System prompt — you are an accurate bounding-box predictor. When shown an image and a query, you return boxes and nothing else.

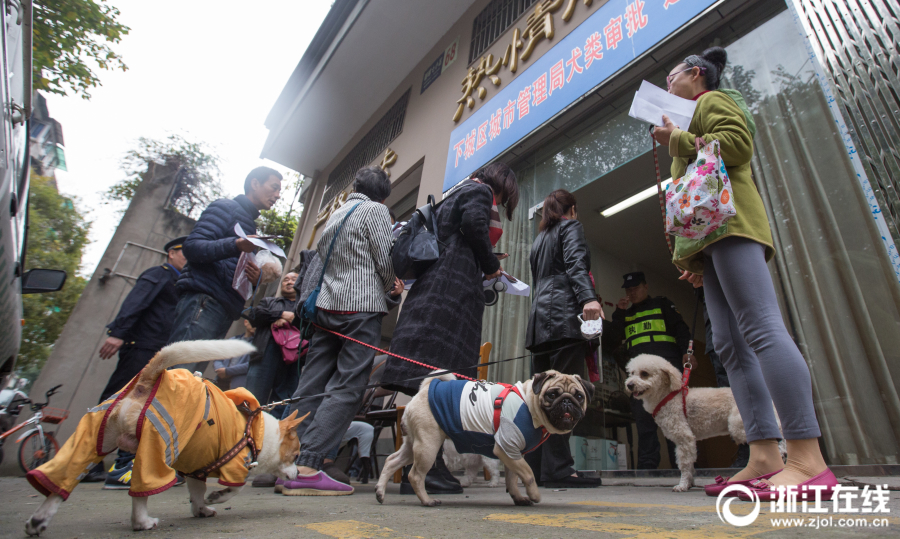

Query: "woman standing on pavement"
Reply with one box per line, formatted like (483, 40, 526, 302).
(653, 46, 833, 499)
(524, 189, 603, 489)
(382, 162, 518, 494)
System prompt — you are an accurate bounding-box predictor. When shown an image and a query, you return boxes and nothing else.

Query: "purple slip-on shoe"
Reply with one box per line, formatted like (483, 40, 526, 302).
(282, 472, 354, 496)
(274, 478, 285, 494)
(704, 470, 782, 497)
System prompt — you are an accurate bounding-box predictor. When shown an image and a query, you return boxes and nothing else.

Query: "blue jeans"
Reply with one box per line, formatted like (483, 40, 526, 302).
(168, 292, 234, 373)
(246, 336, 301, 418)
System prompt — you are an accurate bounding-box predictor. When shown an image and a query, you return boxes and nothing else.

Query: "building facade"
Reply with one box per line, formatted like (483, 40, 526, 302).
(264, 0, 900, 468)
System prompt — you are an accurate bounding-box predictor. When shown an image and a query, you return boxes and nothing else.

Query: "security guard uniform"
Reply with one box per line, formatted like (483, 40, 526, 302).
(608, 272, 690, 470)
(98, 237, 186, 403)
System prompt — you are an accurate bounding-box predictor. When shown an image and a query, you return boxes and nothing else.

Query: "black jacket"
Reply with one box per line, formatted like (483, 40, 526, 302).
(177, 195, 260, 319)
(243, 295, 299, 364)
(607, 296, 691, 361)
(526, 220, 598, 349)
(106, 264, 180, 350)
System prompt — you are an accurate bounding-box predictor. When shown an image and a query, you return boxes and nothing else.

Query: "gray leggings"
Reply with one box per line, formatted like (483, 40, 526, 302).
(703, 237, 821, 441)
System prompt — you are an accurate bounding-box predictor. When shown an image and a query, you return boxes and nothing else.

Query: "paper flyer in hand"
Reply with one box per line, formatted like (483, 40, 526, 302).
(628, 80, 697, 131)
(234, 224, 287, 258)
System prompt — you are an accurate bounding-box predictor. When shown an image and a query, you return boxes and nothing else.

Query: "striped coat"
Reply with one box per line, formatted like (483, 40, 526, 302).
(315, 193, 395, 313)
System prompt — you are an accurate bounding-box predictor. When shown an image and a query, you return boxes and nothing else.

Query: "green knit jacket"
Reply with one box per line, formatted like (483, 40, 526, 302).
(668, 90, 774, 274)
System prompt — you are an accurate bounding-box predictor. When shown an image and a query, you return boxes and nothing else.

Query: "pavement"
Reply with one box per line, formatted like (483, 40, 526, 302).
(1, 475, 899, 538)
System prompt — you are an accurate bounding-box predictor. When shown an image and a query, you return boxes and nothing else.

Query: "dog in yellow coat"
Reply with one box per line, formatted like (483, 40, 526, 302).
(25, 340, 307, 535)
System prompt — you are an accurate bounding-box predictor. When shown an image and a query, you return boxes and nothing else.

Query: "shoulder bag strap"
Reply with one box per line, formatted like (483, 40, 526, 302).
(317, 202, 362, 288)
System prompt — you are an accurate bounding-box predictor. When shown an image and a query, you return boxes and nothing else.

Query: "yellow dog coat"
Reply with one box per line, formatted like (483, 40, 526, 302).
(27, 369, 264, 499)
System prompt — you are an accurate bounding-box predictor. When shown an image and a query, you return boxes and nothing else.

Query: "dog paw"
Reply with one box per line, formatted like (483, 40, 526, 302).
(672, 483, 691, 492)
(132, 516, 159, 531)
(513, 497, 534, 506)
(25, 517, 47, 536)
(459, 478, 472, 487)
(375, 490, 384, 504)
(196, 506, 217, 518)
(422, 499, 442, 507)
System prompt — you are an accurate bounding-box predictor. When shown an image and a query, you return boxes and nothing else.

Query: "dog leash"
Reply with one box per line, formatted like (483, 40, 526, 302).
(652, 296, 702, 419)
(651, 133, 674, 256)
(256, 330, 590, 412)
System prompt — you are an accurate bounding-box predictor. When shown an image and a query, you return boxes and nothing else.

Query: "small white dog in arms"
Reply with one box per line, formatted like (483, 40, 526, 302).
(25, 340, 307, 536)
(376, 369, 592, 507)
(625, 354, 786, 492)
(442, 439, 501, 487)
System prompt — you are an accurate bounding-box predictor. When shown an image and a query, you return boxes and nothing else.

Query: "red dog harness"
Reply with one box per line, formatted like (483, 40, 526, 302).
(493, 383, 549, 454)
(652, 367, 692, 419)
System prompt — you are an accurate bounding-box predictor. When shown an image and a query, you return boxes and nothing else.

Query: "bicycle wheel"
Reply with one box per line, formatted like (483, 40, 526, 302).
(18, 432, 59, 473)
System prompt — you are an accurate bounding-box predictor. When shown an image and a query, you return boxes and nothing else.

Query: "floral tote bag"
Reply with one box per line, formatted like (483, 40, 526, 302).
(664, 139, 736, 239)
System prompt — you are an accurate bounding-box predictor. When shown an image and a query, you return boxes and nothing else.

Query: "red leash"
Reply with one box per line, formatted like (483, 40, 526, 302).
(312, 323, 477, 381)
(651, 341, 694, 418)
(652, 136, 674, 256)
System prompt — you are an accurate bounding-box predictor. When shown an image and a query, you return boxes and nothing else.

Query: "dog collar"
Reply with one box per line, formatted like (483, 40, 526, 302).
(651, 368, 691, 418)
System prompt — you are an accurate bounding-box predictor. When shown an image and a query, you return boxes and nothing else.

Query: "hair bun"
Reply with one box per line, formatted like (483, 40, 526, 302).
(702, 46, 727, 70)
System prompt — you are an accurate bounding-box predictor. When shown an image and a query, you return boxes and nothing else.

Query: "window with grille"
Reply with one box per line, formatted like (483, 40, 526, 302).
(468, 0, 538, 65)
(321, 89, 411, 210)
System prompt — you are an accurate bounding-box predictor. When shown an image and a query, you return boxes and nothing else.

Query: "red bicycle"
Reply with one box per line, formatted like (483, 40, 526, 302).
(0, 384, 68, 473)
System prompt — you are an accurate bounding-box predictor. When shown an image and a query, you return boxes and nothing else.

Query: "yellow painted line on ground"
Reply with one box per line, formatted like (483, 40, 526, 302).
(484, 511, 770, 538)
(300, 520, 426, 539)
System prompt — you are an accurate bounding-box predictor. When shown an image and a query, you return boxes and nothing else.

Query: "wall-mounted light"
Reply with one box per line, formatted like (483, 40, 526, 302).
(600, 179, 672, 217)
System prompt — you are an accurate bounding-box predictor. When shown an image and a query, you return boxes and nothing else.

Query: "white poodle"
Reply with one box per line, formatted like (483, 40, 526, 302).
(442, 439, 501, 487)
(624, 354, 785, 492)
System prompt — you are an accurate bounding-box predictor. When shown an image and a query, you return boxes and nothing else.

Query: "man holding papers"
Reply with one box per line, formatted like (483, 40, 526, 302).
(168, 166, 283, 373)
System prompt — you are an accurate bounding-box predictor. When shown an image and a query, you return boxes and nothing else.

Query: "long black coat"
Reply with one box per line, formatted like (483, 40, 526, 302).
(382, 182, 500, 394)
(526, 220, 597, 349)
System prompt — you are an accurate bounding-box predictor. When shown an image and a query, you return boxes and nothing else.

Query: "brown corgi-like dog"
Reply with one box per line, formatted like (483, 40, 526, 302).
(26, 340, 307, 535)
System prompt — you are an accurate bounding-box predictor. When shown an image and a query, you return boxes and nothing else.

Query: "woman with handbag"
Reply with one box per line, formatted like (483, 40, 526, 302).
(381, 162, 518, 494)
(280, 166, 397, 496)
(524, 189, 604, 488)
(652, 46, 833, 499)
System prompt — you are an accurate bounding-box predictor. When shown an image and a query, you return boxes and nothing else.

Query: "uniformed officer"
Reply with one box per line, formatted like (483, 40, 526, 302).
(86, 236, 187, 487)
(97, 236, 187, 400)
(607, 271, 691, 470)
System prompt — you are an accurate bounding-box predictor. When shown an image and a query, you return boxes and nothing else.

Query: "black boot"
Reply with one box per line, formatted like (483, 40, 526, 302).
(82, 462, 106, 483)
(433, 447, 461, 486)
(399, 463, 464, 495)
(360, 457, 372, 485)
(731, 444, 750, 468)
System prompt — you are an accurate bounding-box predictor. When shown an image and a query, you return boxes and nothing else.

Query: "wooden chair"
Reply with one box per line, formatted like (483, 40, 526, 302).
(477, 342, 492, 482)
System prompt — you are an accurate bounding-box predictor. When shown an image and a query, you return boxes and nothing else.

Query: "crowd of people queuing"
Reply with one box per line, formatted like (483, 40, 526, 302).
(84, 45, 833, 501)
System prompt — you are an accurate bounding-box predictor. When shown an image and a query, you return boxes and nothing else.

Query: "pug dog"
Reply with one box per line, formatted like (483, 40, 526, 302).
(375, 370, 593, 507)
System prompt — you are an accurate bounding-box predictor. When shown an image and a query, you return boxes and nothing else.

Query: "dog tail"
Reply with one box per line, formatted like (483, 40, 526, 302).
(134, 340, 256, 395)
(417, 369, 457, 393)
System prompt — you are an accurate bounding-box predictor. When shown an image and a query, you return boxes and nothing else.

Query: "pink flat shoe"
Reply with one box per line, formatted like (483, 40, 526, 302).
(737, 468, 838, 502)
(704, 470, 782, 497)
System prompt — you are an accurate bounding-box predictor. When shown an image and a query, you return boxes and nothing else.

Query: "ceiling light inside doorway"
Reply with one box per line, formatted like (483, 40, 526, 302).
(601, 178, 672, 217)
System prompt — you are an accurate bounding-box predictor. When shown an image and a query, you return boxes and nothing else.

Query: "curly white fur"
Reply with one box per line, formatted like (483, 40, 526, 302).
(625, 354, 785, 491)
(442, 439, 500, 487)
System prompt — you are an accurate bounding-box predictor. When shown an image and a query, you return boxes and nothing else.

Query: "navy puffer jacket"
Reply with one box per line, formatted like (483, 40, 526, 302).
(177, 195, 259, 319)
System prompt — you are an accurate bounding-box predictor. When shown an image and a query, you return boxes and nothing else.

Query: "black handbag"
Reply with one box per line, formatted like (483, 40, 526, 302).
(391, 194, 444, 280)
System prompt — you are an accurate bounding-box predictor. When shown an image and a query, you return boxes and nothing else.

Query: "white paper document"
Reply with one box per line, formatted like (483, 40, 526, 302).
(234, 223, 287, 258)
(628, 80, 697, 131)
